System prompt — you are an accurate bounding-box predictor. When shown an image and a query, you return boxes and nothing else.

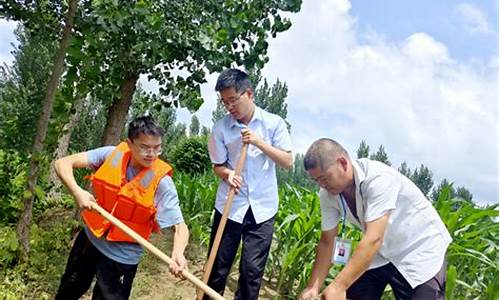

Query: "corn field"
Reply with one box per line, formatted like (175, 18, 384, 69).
(174, 172, 499, 300)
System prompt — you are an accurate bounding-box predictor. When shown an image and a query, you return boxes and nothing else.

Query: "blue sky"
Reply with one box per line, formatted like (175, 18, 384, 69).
(351, 0, 498, 60)
(0, 20, 16, 64)
(0, 0, 498, 204)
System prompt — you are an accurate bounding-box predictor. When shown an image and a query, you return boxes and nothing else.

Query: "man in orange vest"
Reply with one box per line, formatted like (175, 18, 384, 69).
(54, 116, 189, 300)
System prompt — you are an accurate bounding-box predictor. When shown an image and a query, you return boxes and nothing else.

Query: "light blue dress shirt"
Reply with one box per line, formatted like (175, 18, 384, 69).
(84, 146, 184, 265)
(208, 106, 293, 224)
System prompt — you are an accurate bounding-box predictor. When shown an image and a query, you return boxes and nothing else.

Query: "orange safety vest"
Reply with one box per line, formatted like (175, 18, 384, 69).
(82, 142, 173, 243)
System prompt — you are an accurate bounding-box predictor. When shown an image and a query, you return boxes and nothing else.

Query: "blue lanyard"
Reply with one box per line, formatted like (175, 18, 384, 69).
(338, 194, 347, 237)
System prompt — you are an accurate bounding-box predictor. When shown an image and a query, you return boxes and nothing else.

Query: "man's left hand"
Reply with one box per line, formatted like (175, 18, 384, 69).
(169, 251, 187, 278)
(321, 283, 346, 300)
(241, 128, 264, 146)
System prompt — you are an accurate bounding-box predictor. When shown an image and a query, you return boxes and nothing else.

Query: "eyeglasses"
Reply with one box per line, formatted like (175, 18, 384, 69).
(132, 142, 163, 156)
(218, 91, 246, 108)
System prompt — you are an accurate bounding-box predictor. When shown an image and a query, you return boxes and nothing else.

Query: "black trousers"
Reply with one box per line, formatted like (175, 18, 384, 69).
(55, 229, 138, 300)
(203, 208, 275, 300)
(347, 260, 447, 300)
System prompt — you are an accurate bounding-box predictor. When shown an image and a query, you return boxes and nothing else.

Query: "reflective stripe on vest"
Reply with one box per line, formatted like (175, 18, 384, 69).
(81, 142, 173, 243)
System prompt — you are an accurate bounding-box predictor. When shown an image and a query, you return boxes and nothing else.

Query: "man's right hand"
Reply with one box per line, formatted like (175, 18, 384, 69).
(73, 188, 96, 210)
(225, 170, 242, 194)
(299, 286, 320, 300)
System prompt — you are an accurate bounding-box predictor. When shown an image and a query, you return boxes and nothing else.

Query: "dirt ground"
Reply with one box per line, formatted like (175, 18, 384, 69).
(131, 234, 280, 299)
(82, 233, 278, 300)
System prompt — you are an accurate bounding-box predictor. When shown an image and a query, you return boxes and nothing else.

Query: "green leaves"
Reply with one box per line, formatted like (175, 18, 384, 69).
(63, 0, 302, 113)
(0, 214, 80, 298)
(0, 159, 496, 298)
(0, 150, 28, 225)
(0, 226, 19, 268)
(435, 187, 499, 299)
(369, 145, 391, 166)
(485, 271, 499, 300)
(446, 265, 457, 299)
(168, 136, 211, 175)
(268, 186, 322, 295)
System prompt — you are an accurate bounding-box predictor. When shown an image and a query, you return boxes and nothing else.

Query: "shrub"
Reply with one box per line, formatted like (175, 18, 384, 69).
(0, 150, 28, 225)
(168, 135, 211, 175)
(0, 209, 80, 299)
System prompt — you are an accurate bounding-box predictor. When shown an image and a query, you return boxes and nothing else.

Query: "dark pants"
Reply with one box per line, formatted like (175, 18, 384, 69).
(346, 260, 447, 300)
(203, 208, 275, 300)
(55, 229, 138, 300)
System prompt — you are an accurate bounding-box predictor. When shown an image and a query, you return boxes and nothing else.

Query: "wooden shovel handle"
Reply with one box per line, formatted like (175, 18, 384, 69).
(197, 143, 249, 300)
(90, 202, 226, 300)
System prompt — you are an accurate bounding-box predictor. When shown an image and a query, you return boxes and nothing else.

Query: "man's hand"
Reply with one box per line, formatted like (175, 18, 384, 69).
(241, 128, 264, 146)
(73, 188, 96, 210)
(321, 283, 346, 300)
(169, 251, 188, 278)
(298, 286, 320, 300)
(225, 170, 242, 194)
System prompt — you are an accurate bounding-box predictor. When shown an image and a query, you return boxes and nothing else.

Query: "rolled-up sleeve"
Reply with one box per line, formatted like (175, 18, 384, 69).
(154, 176, 184, 228)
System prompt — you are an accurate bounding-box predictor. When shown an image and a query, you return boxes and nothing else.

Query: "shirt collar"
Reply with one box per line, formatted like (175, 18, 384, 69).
(228, 105, 262, 128)
(352, 158, 368, 227)
(352, 158, 367, 187)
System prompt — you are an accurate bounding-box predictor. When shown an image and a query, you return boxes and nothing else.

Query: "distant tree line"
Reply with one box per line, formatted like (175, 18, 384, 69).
(356, 140, 473, 203)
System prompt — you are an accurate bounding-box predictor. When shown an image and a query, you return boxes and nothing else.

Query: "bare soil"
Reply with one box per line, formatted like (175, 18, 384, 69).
(130, 234, 278, 299)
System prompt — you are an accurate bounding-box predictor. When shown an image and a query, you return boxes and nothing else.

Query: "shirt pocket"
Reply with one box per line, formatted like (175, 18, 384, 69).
(249, 144, 263, 157)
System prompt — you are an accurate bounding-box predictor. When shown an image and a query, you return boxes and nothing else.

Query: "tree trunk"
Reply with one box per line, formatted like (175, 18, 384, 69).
(47, 94, 89, 200)
(16, 0, 77, 260)
(101, 73, 139, 145)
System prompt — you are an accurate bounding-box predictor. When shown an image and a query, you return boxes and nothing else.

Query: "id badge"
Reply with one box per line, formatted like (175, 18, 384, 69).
(332, 237, 352, 265)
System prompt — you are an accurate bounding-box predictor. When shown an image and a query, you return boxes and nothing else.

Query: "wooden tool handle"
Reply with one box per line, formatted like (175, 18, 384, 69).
(197, 143, 249, 300)
(90, 203, 226, 300)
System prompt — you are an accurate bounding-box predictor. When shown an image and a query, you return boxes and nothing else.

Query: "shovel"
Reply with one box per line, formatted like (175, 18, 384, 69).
(89, 202, 226, 300)
(197, 143, 249, 299)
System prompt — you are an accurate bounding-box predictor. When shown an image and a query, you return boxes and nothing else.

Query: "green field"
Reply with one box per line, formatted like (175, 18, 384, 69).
(0, 171, 498, 299)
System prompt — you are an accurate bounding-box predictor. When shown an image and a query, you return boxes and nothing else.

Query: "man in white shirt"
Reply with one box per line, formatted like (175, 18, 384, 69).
(205, 68, 293, 299)
(299, 138, 451, 300)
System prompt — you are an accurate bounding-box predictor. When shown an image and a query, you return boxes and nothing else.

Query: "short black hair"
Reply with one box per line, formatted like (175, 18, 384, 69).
(215, 68, 253, 93)
(128, 115, 164, 140)
(304, 138, 349, 171)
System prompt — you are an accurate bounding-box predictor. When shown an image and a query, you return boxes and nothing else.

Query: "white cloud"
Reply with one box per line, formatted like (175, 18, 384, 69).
(454, 3, 494, 35)
(2, 2, 494, 204)
(402, 33, 451, 65)
(261, 0, 498, 204)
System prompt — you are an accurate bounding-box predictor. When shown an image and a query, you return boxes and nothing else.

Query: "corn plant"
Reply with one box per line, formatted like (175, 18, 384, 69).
(266, 183, 363, 299)
(173, 172, 219, 248)
(267, 184, 321, 296)
(173, 172, 498, 300)
(434, 185, 499, 300)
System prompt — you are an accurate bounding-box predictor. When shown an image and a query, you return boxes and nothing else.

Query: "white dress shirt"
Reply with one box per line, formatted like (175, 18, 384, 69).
(320, 158, 452, 288)
(208, 106, 293, 224)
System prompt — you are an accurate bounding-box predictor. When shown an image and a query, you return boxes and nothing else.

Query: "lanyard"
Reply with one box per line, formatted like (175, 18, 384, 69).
(338, 194, 347, 237)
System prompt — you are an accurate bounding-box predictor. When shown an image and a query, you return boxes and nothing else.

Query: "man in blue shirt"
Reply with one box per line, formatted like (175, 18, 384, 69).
(205, 68, 293, 299)
(54, 116, 189, 300)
